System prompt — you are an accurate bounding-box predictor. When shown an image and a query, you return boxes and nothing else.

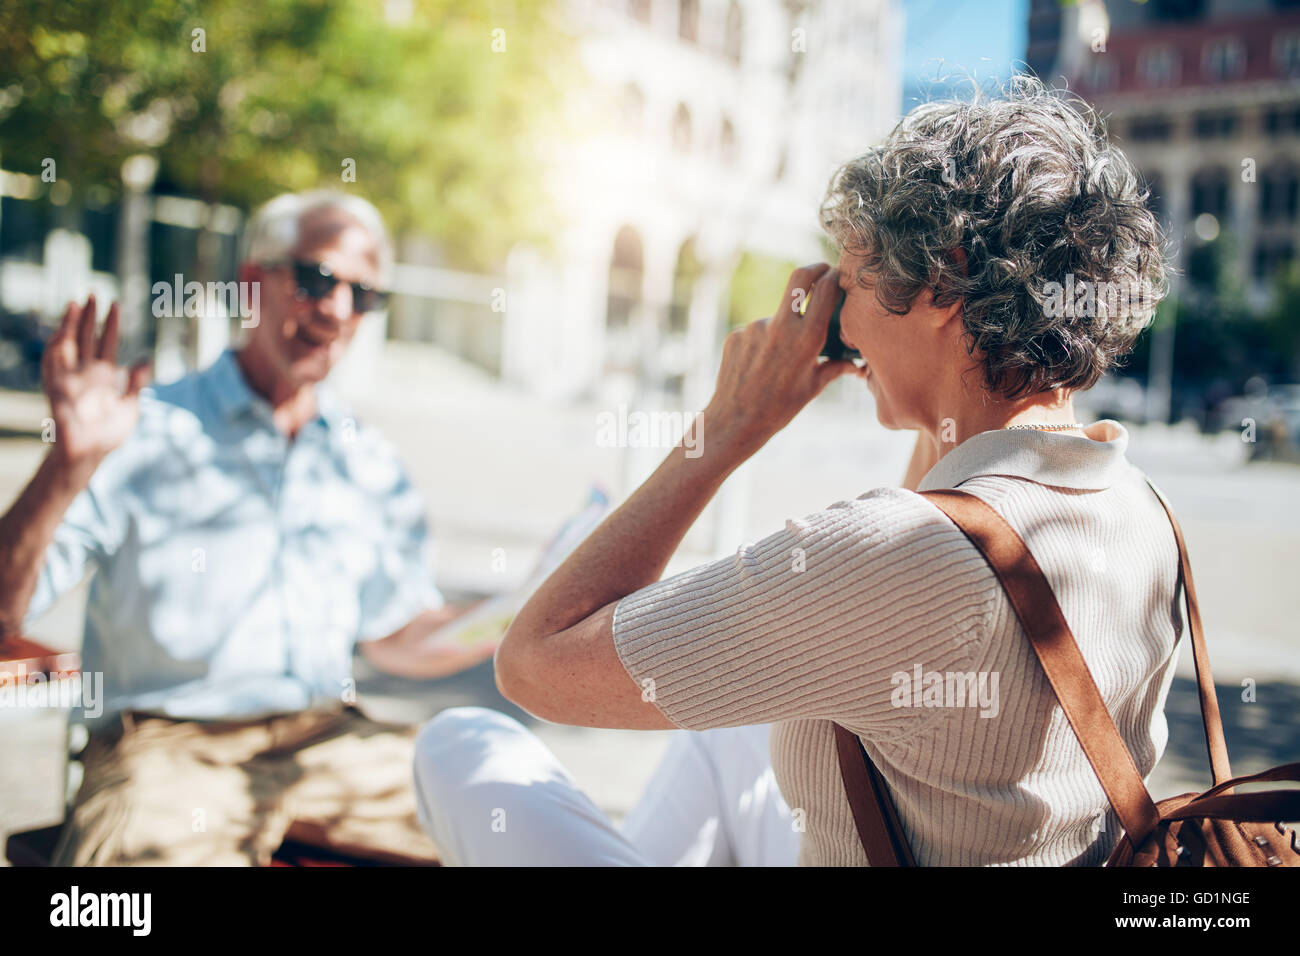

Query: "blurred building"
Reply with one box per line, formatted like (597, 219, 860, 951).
(496, 0, 902, 405)
(1025, 0, 1066, 82)
(1, 0, 901, 402)
(1032, 0, 1300, 306)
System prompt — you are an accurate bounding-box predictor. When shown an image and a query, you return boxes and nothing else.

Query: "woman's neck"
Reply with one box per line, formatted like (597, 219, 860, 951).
(925, 389, 1083, 461)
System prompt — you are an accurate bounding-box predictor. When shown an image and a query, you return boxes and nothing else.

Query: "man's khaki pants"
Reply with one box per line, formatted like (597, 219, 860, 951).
(51, 705, 440, 866)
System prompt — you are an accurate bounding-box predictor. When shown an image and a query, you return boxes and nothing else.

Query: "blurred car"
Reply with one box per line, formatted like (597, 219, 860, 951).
(1212, 380, 1300, 461)
(1077, 375, 1147, 424)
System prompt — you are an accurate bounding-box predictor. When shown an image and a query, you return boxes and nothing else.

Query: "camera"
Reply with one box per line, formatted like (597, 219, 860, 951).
(819, 289, 861, 362)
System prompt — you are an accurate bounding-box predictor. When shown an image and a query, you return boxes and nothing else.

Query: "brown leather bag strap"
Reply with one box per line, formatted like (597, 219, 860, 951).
(1162, 789, 1300, 824)
(831, 482, 1233, 863)
(1141, 479, 1233, 786)
(920, 489, 1162, 846)
(1197, 761, 1300, 800)
(1160, 761, 1300, 824)
(832, 722, 916, 866)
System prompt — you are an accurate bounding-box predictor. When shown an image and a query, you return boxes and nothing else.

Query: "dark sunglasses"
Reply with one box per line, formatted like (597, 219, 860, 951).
(284, 259, 390, 313)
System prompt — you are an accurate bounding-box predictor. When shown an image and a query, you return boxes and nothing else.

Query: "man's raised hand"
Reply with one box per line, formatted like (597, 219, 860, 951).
(41, 296, 150, 473)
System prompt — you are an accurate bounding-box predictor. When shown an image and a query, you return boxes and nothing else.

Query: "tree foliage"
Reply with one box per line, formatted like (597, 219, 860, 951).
(0, 0, 577, 268)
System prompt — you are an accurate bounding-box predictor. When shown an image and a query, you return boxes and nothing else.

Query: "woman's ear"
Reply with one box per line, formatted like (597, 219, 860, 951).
(926, 246, 967, 327)
(931, 294, 964, 331)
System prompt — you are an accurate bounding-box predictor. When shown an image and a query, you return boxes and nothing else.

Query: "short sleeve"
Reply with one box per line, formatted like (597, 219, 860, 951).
(356, 455, 444, 642)
(611, 487, 1001, 737)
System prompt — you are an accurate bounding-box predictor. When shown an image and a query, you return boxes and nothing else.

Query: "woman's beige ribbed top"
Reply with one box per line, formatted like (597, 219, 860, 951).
(612, 421, 1184, 866)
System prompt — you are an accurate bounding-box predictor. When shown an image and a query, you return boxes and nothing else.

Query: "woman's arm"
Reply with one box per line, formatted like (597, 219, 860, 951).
(494, 437, 739, 728)
(495, 263, 860, 727)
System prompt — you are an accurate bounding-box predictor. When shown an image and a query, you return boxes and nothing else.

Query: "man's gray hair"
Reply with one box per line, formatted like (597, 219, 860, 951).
(820, 74, 1169, 399)
(241, 190, 394, 285)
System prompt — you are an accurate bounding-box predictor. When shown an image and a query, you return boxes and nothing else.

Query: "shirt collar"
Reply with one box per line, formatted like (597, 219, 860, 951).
(204, 348, 346, 432)
(916, 420, 1131, 492)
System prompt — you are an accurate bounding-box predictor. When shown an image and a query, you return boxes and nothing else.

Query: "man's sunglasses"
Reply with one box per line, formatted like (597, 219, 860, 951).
(283, 260, 390, 313)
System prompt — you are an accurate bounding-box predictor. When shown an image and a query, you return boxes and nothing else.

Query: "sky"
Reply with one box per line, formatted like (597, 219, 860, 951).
(899, 0, 1031, 108)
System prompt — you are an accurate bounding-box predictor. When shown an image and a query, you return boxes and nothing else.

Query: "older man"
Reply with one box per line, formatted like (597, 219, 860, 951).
(0, 191, 488, 865)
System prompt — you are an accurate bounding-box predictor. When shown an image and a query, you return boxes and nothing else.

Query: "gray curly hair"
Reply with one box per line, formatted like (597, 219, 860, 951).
(820, 75, 1169, 400)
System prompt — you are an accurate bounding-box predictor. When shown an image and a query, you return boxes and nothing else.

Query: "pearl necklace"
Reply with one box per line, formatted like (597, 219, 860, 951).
(1005, 423, 1085, 431)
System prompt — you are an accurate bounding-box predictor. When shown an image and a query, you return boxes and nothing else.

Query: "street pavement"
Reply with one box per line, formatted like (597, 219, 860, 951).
(1, 341, 1296, 860)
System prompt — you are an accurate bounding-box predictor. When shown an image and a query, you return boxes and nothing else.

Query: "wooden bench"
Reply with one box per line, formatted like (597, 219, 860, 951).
(1, 635, 438, 867)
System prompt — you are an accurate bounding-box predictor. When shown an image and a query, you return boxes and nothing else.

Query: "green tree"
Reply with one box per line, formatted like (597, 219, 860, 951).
(1263, 261, 1300, 382)
(0, 0, 577, 269)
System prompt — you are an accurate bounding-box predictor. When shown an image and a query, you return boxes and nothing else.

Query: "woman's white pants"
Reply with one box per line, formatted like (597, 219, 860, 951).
(412, 707, 800, 866)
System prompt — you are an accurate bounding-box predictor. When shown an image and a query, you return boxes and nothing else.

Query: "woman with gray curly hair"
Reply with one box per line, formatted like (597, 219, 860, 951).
(414, 77, 1177, 867)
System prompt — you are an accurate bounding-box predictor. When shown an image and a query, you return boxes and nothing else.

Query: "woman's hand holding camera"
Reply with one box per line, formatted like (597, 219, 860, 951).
(700, 263, 862, 465)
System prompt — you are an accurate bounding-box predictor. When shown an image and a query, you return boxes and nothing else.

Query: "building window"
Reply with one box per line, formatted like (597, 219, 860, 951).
(1193, 112, 1237, 139)
(1129, 116, 1173, 141)
(672, 103, 692, 151)
(1275, 33, 1300, 77)
(1254, 241, 1295, 282)
(1138, 45, 1180, 87)
(1151, 0, 1206, 19)
(1260, 166, 1300, 222)
(1264, 105, 1300, 135)
(1191, 169, 1229, 220)
(619, 84, 644, 135)
(668, 238, 701, 333)
(607, 226, 644, 329)
(678, 0, 698, 43)
(1143, 172, 1166, 225)
(1203, 37, 1246, 81)
(723, 1, 742, 64)
(719, 117, 736, 165)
